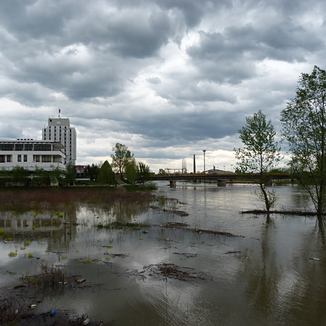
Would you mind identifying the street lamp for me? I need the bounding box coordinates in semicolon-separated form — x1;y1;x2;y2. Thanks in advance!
203;149;206;174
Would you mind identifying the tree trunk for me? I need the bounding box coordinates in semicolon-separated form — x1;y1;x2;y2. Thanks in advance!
259;182;271;224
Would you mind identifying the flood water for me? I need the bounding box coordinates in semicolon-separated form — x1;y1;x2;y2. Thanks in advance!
1;183;326;325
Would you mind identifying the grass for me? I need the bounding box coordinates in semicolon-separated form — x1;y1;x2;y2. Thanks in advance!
8;251;17;258
123;182;157;191
22;264;65;289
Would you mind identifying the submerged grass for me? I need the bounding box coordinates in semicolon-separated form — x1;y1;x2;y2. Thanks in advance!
0;188;154;211
22;264;65;289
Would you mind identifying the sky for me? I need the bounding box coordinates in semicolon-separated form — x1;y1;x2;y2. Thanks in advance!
0;0;324;172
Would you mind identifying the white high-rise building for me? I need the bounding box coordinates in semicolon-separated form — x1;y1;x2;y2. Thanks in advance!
42;116;76;165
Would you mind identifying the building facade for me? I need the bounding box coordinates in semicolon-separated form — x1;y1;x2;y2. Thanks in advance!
42;117;76;165
0;140;65;171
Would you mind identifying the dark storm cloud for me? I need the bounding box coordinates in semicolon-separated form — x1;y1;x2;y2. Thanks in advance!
188;22;322;83
120;109;244;145
0;0;325;165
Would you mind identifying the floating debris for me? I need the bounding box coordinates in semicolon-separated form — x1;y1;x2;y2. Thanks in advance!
309;257;321;261
104;253;128;258
97;221;150;230
140;263;209;281
76;278;86;284
162;209;189;217
173;252;197;258
162;222;189;228
224;250;241;255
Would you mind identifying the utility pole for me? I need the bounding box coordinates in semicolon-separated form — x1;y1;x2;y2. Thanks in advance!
193;154;196;174
203;149;206;174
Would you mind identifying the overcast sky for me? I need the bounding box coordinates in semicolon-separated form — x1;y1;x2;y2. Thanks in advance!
0;0;324;171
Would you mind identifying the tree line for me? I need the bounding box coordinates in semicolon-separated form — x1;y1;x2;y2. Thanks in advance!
85;143;151;186
236;65;326;229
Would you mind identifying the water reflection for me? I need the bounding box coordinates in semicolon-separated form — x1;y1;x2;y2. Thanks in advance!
1;186;326;325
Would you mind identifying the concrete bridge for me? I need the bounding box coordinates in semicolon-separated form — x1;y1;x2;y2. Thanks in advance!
150;173;292;187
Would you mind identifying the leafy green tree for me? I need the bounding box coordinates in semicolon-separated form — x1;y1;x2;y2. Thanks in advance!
65;163;76;185
137;162;151;184
111;143;134;178
12;167;29;185
125;159;137;184
86;164;99;182
281;65;326;228
49;167;64;186
96;160;116;185
235;110;281;221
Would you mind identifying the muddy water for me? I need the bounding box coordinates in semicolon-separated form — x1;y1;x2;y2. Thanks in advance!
0;184;325;325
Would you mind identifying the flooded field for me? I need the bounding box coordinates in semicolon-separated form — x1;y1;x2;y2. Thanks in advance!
0;184;325;325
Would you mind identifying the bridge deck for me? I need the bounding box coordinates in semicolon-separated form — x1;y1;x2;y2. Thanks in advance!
150;173;291;181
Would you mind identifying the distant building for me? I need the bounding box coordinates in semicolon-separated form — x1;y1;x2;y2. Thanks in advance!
207;167;235;175
0;139;65;171
42;117;76;165
75;165;88;178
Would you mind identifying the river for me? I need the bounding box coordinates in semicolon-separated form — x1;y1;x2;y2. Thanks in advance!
0;183;325;325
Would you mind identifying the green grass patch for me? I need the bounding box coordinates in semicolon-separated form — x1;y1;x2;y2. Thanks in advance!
8;251;17;257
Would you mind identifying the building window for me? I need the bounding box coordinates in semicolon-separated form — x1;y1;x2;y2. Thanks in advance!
41;155;52;163
23;155;27;162
18;154;21;162
0;155;5;163
34;144;52;151
33;155;40;162
15;144;24;151
24;144;33;151
6;155;12;163
0;143;14;150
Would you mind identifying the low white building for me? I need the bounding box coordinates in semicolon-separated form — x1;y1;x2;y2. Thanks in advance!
0;139;65;171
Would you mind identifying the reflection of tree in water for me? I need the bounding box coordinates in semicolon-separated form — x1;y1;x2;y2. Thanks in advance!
241;223;281;318
277;230;326;325
91;199;151;225
239;222;326;325
287;184;313;211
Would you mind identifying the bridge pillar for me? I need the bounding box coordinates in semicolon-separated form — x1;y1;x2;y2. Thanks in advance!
217;179;226;187
169;180;176;188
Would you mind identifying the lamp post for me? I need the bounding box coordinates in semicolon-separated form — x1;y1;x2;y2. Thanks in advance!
203;149;206;174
